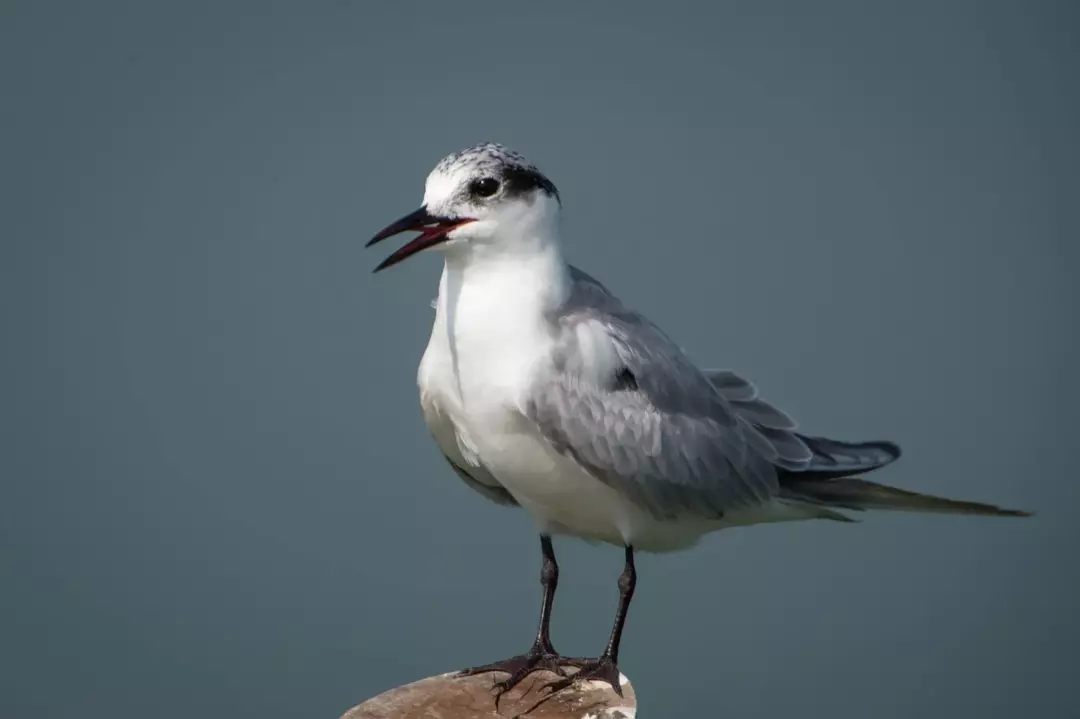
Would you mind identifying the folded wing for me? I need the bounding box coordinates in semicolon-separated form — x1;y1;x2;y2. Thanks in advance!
522;273;792;520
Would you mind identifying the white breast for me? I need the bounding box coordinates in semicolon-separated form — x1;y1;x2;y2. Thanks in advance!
417;282;483;476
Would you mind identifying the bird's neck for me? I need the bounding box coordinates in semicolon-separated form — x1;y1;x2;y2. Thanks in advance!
434;237;571;400
440;234;572;320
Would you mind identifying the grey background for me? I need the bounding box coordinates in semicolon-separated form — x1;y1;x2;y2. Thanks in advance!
2;1;1076;718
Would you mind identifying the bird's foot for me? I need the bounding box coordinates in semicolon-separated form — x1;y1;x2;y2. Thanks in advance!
457;645;578;706
541;655;623;698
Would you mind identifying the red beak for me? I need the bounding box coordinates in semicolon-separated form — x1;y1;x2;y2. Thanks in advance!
367;207;475;273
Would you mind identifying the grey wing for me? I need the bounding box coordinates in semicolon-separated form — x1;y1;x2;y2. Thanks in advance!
704;368;900;476
572;265;798;454
703;369;813;469
521;278;795;521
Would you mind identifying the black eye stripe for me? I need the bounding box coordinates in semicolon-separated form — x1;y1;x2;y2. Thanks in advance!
464;166;560;203
502;166;560;201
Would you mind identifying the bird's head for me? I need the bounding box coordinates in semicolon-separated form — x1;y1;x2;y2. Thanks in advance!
368;142;561;272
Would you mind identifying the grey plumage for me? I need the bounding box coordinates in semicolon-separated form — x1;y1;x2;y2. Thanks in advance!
525;267;788;520
437;266;1027;523
520;265;1026;522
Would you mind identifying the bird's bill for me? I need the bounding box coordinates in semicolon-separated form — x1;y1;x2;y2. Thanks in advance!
367;206;475;272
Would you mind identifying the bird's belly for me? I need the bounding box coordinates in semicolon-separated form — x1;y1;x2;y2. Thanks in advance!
475;427;629;541
465;418;700;551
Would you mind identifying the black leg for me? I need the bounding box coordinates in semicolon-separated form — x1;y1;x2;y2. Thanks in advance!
534;534;559;653
542;545;636;698
457;535;576;704
604;544;636;663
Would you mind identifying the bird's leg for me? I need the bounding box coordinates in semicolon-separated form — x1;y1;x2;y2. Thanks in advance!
533;533;560;653
457;535;576;702
543;545;636;698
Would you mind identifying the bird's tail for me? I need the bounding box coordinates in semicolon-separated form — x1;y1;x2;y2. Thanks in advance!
780;476;1032;518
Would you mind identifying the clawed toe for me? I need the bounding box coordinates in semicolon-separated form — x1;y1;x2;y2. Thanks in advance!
541;656;623;698
457;650;579;707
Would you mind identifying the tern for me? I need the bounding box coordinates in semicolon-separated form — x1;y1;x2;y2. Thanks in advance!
366;142;1031;700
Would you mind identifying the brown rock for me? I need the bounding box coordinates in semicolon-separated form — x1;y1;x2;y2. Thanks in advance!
340;668;636;719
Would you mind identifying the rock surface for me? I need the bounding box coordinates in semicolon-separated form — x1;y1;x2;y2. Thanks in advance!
340;668;636;719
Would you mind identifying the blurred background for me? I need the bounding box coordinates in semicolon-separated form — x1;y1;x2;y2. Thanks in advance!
2;1;1076;717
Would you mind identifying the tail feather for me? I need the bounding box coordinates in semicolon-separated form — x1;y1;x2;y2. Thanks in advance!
781;476;1032;517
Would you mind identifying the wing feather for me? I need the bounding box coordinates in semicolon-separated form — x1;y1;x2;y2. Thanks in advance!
522;271;794;520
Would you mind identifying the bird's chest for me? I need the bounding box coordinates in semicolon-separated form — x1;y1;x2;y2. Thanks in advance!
419;284;551;464
442;272;555;412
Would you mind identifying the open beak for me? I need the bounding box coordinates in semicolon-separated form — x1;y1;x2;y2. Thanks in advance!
366;207;475;273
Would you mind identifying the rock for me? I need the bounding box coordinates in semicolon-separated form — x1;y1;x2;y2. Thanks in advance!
340;667;636;719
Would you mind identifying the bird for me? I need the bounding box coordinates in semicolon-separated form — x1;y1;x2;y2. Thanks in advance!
365;141;1031;701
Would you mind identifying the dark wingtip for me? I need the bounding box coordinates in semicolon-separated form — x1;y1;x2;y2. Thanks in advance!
868;440;902;459
869;440;902;463
996;507;1035;518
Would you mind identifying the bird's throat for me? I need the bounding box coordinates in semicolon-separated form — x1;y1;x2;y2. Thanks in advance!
438;243;570;408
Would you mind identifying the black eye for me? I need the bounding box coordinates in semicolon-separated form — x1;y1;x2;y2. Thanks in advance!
470;177;500;198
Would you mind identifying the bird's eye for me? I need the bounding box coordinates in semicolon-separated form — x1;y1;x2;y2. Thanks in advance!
470;177;500;198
